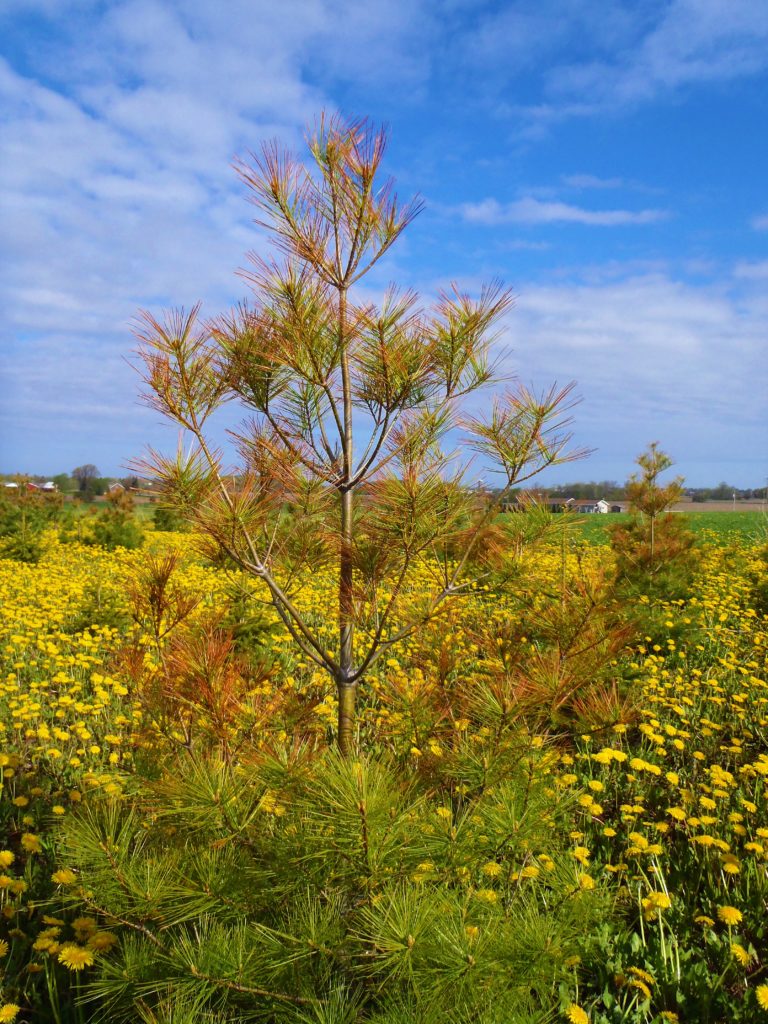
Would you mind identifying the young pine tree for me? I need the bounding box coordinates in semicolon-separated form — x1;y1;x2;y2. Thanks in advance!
0;481;62;562
89;487;144;551
610;442;697;599
135;113;585;752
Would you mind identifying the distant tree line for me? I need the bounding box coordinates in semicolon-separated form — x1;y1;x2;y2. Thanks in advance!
1;473;765;505
495;480;766;502
0;469;146;501
687;483;766;502
545;480;627;500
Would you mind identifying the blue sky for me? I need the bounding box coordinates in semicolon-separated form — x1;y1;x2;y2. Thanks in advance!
1;0;766;487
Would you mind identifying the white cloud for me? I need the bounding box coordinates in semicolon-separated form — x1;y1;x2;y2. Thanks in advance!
0;0;765;485
498;269;768;481
752;213;768;230
460;1;641;78
497;0;768;122
460;197;668;227
0;0;438;474
734;261;768;279
562;174;626;189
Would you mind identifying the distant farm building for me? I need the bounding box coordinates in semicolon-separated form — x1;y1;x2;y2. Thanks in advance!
572;498;627;514
502;496;626;514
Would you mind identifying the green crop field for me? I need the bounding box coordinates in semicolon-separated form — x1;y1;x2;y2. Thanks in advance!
572;510;767;544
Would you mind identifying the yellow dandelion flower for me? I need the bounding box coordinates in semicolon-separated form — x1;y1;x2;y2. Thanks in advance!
756;984;768;1010
629;978;652;999
717;905;743;926
474;888;498;904
628;966;655;985
51;869;77;885
20;833;42;854
667;807;687;821
731;943;751;967
57;943;95;971
591;750;613;765
691;834;714;847
0;939;8;957
482;861;502;877
72;917;97;934
565;1004;589;1024
87;931;118;951
0;1005;21;1023
721;854;741;875
0;852;14;869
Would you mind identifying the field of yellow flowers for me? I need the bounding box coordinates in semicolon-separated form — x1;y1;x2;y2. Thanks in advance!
0;525;766;1023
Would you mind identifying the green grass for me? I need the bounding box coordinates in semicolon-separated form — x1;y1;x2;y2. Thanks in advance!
572;510;767;544
131;501;159;521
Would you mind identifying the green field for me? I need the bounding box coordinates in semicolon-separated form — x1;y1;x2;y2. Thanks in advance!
571;509;767;544
134;505;767;542
79;501;768;544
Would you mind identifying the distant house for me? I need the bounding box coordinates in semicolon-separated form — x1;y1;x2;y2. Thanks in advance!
505;493;573;512
502;495;627;515
127;478;164;496
3;480;58;493
502;496;577;513
108;482;126;494
572;498;627;514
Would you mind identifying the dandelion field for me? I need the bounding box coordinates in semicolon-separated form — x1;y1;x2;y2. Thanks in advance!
0;521;767;1023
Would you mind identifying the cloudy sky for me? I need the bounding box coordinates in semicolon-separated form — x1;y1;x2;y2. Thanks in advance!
1;0;766;487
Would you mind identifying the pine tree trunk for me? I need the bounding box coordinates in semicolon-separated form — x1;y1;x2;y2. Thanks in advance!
337;678;356;755
337;286;356;754
338;487;355;753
